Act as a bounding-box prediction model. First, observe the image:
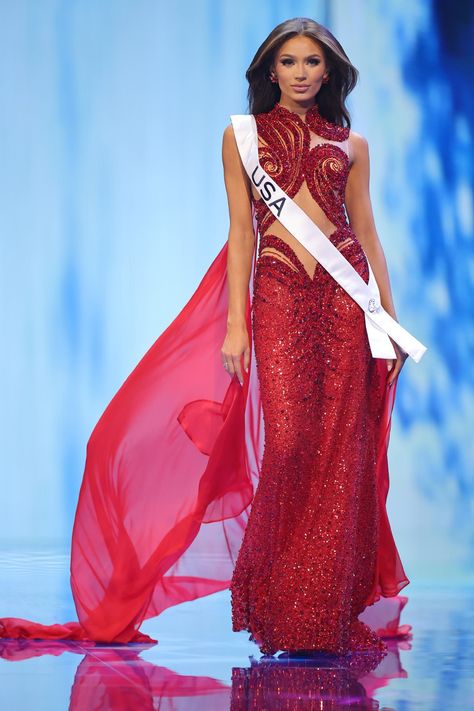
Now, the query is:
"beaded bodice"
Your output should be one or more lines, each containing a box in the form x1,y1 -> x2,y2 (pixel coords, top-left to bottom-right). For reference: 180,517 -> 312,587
253,102 -> 351,236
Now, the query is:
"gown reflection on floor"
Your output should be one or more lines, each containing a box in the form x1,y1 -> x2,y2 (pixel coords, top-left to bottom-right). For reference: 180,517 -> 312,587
0,637 -> 408,711
2,547 -> 474,709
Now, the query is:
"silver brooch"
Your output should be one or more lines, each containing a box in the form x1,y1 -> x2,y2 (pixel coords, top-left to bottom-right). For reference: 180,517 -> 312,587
367,298 -> 380,313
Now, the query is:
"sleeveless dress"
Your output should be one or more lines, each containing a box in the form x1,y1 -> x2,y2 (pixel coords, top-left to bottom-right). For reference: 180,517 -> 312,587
230,102 -> 408,656
0,102 -> 410,654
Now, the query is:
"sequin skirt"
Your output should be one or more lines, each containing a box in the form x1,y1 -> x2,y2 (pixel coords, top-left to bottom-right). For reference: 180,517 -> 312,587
230,227 -> 388,656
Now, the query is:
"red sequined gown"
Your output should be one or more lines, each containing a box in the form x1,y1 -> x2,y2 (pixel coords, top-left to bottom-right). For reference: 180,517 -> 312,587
229,102 -> 408,655
0,101 -> 410,654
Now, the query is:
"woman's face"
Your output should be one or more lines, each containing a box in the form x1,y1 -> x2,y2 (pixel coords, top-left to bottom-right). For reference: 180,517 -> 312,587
271,35 -> 329,106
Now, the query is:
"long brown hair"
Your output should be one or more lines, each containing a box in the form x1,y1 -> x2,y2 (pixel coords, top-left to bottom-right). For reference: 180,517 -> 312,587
246,17 -> 358,128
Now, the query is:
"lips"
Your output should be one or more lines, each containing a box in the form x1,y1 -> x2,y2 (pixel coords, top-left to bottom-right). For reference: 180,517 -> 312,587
292,85 -> 310,90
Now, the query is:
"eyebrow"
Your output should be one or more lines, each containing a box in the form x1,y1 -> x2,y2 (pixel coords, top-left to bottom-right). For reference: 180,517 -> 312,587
279,53 -> 322,59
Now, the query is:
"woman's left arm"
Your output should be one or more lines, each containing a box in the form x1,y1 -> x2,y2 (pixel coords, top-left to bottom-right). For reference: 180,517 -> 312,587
345,131 -> 407,382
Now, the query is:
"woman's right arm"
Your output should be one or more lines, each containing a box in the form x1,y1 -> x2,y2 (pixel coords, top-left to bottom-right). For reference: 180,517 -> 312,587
221,123 -> 255,385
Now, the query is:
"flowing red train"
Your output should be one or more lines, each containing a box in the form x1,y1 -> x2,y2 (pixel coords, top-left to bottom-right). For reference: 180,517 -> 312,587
0,224 -> 410,648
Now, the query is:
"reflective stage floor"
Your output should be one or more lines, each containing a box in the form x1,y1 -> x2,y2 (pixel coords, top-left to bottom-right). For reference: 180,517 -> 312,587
0,544 -> 473,710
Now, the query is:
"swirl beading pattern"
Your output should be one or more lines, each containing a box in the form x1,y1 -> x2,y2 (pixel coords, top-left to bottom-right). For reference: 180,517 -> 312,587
253,102 -> 350,235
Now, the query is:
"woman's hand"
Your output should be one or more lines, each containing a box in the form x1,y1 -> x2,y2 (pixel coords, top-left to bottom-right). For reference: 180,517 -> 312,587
386,337 -> 408,386
221,324 -> 250,386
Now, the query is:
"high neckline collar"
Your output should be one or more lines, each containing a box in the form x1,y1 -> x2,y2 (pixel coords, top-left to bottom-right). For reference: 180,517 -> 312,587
273,101 -> 321,122
269,100 -> 350,140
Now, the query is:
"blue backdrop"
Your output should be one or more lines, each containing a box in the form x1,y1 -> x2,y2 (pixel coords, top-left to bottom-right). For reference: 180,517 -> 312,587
0,0 -> 472,586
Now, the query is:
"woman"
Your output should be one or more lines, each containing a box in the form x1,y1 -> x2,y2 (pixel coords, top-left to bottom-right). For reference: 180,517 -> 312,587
0,18 -> 424,655
222,18 -> 423,657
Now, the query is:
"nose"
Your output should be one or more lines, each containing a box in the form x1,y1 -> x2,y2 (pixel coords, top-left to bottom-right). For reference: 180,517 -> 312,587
294,64 -> 307,80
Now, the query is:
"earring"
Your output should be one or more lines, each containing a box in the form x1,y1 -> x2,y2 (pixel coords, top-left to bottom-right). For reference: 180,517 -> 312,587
269,72 -> 277,83
322,74 -> 329,84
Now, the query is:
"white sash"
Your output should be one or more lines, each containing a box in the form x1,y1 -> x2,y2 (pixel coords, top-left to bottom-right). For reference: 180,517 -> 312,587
230,113 -> 427,363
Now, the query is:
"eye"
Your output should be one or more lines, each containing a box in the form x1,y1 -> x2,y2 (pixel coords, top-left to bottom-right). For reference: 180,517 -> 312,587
280,58 -> 321,66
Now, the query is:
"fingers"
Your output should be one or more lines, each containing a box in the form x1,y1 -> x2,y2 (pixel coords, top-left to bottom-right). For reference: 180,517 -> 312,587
386,338 -> 409,386
387,355 -> 406,386
232,355 -> 244,385
387,360 -> 398,386
221,326 -> 250,386
243,346 -> 250,373
221,351 -> 246,386
221,355 -> 233,377
386,358 -> 394,385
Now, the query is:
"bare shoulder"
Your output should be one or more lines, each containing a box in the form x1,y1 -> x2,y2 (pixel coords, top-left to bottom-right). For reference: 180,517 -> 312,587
348,129 -> 369,159
223,122 -> 234,139
221,121 -> 251,200
222,122 -> 237,147
222,123 -> 239,161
